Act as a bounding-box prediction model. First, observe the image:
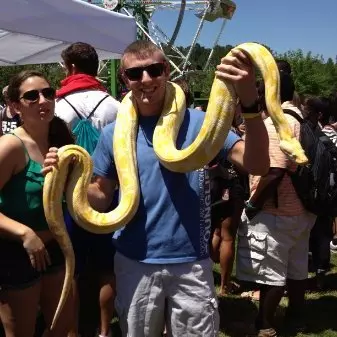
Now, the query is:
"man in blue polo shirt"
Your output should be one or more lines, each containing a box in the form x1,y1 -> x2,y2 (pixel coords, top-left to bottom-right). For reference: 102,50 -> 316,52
44,40 -> 269,336
92,40 -> 269,336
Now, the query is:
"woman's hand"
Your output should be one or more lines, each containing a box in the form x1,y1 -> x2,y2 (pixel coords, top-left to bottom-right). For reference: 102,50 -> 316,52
41,147 -> 59,176
21,228 -> 51,271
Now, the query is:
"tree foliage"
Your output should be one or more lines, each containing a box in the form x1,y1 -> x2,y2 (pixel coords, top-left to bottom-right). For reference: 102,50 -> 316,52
172,44 -> 337,101
0,44 -> 336,105
274,49 -> 337,98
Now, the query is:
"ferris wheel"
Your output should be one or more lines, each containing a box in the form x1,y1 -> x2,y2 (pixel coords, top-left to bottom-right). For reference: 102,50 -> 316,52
87,0 -> 236,81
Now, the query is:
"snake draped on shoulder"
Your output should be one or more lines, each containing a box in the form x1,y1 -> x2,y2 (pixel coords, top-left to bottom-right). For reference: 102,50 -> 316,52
43,42 -> 307,330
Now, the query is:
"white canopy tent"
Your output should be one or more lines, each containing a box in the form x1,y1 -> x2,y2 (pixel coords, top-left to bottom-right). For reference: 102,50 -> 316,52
0,0 -> 137,66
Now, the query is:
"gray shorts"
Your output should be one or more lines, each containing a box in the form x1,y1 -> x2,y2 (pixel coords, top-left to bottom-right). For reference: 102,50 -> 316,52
114,252 -> 219,337
236,210 -> 316,286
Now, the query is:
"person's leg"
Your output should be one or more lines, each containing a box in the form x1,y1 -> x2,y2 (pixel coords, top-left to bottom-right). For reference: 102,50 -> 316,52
98,272 -> 115,337
77,268 -> 100,337
0,282 -> 41,337
114,252 -> 165,337
236,212 -> 291,335
40,268 -> 75,337
256,285 -> 284,330
166,259 -> 219,337
91,233 -> 116,337
310,216 -> 332,281
219,216 -> 235,294
286,212 -> 316,330
210,226 -> 221,263
218,193 -> 244,295
286,279 -> 306,315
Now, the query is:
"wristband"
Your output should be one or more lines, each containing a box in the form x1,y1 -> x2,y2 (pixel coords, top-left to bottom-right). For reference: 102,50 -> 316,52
242,112 -> 261,119
241,100 -> 260,119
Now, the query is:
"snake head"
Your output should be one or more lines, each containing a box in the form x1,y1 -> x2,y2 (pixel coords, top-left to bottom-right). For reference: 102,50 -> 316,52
279,139 -> 308,166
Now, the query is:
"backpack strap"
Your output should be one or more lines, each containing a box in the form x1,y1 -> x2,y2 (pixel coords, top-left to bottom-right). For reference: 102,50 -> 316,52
62,97 -> 82,120
63,94 -> 110,121
283,109 -> 304,123
87,94 -> 110,119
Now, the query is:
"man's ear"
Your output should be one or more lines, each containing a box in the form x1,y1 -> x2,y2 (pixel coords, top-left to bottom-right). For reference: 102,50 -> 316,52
164,60 -> 170,77
68,63 -> 77,75
120,73 -> 131,90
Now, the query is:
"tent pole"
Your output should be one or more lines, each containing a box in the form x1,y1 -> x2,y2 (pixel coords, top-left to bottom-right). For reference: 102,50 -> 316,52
110,59 -> 119,98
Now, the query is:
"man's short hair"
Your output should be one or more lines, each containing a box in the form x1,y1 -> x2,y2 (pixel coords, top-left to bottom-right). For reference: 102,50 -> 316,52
61,42 -> 99,76
121,40 -> 166,70
276,59 -> 292,75
280,72 -> 295,103
304,96 -> 324,117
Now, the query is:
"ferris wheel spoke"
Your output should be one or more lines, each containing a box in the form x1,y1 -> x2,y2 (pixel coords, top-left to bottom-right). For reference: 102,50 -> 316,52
182,1 -> 209,71
167,0 -> 186,49
203,18 -> 227,70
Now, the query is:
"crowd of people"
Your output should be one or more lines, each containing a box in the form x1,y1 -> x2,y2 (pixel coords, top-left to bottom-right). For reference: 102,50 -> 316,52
0,39 -> 336,337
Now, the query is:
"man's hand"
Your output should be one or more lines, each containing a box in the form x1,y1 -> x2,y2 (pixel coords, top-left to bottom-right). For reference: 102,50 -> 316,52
215,49 -> 258,107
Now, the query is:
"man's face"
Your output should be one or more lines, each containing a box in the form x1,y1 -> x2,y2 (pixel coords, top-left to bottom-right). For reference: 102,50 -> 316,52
122,51 -> 170,115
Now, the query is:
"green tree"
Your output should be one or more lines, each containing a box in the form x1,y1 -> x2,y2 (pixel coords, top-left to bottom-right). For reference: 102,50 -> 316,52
0,63 -> 64,104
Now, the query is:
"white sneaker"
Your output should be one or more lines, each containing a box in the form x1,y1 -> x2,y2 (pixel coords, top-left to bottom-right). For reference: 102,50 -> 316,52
330,239 -> 337,252
96,330 -> 112,337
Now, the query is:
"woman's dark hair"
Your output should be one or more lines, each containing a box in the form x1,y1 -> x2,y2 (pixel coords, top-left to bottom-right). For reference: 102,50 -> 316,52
280,72 -> 295,103
276,59 -> 292,75
49,116 -> 75,148
303,96 -> 324,125
7,70 -> 46,103
7,70 -> 74,147
319,96 -> 332,127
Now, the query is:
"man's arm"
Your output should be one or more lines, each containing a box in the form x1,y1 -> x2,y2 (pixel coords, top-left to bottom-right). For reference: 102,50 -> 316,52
228,117 -> 270,176
215,49 -> 270,176
88,175 -> 117,212
249,168 -> 285,209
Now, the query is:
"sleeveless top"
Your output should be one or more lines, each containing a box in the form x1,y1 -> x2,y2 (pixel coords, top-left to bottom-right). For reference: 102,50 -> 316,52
0,133 -> 49,231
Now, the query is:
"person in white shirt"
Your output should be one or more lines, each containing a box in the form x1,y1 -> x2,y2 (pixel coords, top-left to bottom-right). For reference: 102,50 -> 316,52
55,42 -> 117,337
55,42 -> 119,132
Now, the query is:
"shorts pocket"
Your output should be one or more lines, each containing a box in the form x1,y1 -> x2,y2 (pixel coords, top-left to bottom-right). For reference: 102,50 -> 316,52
237,231 -> 268,277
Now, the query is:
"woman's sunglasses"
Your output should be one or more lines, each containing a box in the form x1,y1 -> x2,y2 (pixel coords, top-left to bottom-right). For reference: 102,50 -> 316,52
20,87 -> 56,103
123,62 -> 165,81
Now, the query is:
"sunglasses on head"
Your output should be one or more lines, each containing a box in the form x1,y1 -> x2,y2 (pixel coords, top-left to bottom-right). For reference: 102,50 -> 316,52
123,62 -> 165,81
20,87 -> 56,103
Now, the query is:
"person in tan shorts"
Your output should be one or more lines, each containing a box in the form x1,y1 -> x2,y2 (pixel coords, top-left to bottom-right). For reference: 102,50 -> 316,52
236,72 -> 316,337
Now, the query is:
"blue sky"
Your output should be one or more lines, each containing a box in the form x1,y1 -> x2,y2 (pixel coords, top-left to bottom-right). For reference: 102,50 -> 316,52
151,0 -> 336,61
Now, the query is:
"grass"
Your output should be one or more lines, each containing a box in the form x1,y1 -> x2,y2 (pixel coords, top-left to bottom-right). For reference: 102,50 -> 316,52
108,253 -> 337,337
214,253 -> 337,337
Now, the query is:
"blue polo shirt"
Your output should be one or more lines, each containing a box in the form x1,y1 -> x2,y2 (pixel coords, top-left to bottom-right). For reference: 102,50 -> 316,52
92,108 -> 241,263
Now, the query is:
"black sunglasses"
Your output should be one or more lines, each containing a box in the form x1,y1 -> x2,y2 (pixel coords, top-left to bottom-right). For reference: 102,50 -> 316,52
20,87 -> 56,103
124,63 -> 165,81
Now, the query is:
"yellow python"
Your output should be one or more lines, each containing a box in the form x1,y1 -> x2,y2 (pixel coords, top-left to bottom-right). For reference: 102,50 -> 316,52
43,42 -> 307,330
